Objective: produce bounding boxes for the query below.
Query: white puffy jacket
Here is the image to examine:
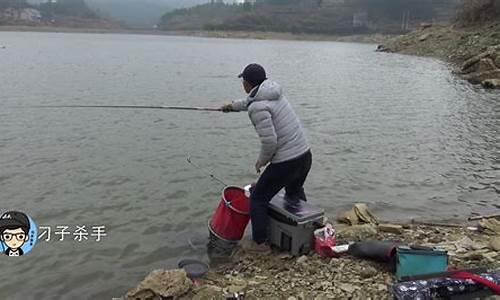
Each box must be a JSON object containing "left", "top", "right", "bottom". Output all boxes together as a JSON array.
[{"left": 232, "top": 79, "right": 310, "bottom": 164}]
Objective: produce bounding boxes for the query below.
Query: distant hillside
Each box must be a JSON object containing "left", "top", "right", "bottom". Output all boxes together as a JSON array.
[
  {"left": 456, "top": 0, "right": 499, "bottom": 26},
  {"left": 86, "top": 0, "right": 208, "bottom": 28},
  {"left": 39, "top": 0, "right": 98, "bottom": 19},
  {"left": 1, "top": 0, "right": 42, "bottom": 25},
  {"left": 160, "top": 3, "right": 250, "bottom": 31},
  {"left": 86, "top": 0, "right": 169, "bottom": 28},
  {"left": 1, "top": 0, "right": 120, "bottom": 28},
  {"left": 160, "top": 0, "right": 462, "bottom": 35}
]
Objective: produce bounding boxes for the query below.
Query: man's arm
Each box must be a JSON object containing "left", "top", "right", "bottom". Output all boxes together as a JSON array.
[{"left": 250, "top": 108, "right": 278, "bottom": 166}]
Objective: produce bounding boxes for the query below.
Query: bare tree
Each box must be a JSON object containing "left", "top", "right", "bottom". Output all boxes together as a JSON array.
[{"left": 457, "top": 0, "right": 498, "bottom": 25}]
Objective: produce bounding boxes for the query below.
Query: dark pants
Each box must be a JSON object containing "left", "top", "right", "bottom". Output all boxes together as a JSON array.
[{"left": 250, "top": 150, "right": 312, "bottom": 244}]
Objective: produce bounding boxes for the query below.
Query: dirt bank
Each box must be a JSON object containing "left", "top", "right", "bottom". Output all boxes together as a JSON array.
[{"left": 380, "top": 23, "right": 500, "bottom": 88}]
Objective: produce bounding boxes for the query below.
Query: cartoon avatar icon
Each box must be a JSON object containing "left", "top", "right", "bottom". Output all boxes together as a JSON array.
[{"left": 0, "top": 211, "right": 31, "bottom": 256}]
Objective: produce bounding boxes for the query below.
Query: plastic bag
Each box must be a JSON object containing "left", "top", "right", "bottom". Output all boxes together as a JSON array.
[{"left": 314, "top": 224, "right": 336, "bottom": 257}]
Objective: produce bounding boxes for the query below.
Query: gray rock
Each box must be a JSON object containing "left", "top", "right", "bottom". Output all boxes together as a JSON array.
[
  {"left": 473, "top": 242, "right": 489, "bottom": 250},
  {"left": 456, "top": 236, "right": 489, "bottom": 251},
  {"left": 376, "top": 44, "right": 388, "bottom": 52},
  {"left": 462, "top": 69, "right": 500, "bottom": 84},
  {"left": 339, "top": 283, "right": 356, "bottom": 293},
  {"left": 378, "top": 223, "right": 404, "bottom": 234},
  {"left": 228, "top": 277, "right": 248, "bottom": 294},
  {"left": 460, "top": 49, "right": 497, "bottom": 72},
  {"left": 360, "top": 266, "right": 378, "bottom": 278},
  {"left": 483, "top": 252, "right": 499, "bottom": 263},
  {"left": 477, "top": 58, "right": 498, "bottom": 73},
  {"left": 479, "top": 218, "right": 500, "bottom": 235},
  {"left": 490, "top": 236, "right": 500, "bottom": 251},
  {"left": 297, "top": 255, "right": 308, "bottom": 264},
  {"left": 125, "top": 269, "right": 192, "bottom": 300},
  {"left": 225, "top": 284, "right": 246, "bottom": 294},
  {"left": 192, "top": 285, "right": 222, "bottom": 300},
  {"left": 419, "top": 33, "right": 430, "bottom": 41},
  {"left": 495, "top": 54, "right": 500, "bottom": 68},
  {"left": 462, "top": 250, "right": 487, "bottom": 261},
  {"left": 337, "top": 224, "right": 378, "bottom": 241},
  {"left": 482, "top": 78, "right": 500, "bottom": 89}
]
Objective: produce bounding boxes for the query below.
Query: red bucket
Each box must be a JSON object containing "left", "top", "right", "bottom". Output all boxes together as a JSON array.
[{"left": 209, "top": 186, "right": 250, "bottom": 241}]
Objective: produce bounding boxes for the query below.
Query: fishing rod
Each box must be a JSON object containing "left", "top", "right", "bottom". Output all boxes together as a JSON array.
[
  {"left": 186, "top": 155, "right": 228, "bottom": 187},
  {"left": 25, "top": 105, "right": 222, "bottom": 112}
]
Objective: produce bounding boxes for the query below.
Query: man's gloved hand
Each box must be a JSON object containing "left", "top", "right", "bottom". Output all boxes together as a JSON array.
[{"left": 221, "top": 102, "right": 234, "bottom": 113}]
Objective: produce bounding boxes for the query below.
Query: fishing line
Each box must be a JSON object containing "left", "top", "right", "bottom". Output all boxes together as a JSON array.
[{"left": 186, "top": 155, "right": 228, "bottom": 187}]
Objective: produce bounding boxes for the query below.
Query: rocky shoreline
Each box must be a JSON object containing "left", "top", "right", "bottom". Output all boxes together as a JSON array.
[
  {"left": 121, "top": 216, "right": 500, "bottom": 300},
  {"left": 380, "top": 23, "right": 500, "bottom": 89}
]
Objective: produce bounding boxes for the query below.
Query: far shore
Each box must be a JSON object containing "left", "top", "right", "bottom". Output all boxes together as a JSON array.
[{"left": 0, "top": 25, "right": 391, "bottom": 44}]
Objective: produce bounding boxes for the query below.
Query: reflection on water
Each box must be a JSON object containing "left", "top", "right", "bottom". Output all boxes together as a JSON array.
[{"left": 0, "top": 31, "right": 498, "bottom": 299}]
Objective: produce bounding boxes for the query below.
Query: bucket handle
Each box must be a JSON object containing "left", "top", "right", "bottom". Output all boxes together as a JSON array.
[{"left": 223, "top": 199, "right": 249, "bottom": 215}]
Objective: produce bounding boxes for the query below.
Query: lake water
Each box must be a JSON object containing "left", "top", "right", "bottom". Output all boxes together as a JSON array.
[{"left": 0, "top": 31, "right": 498, "bottom": 299}]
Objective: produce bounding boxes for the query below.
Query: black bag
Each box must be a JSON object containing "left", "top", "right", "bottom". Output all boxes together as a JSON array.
[{"left": 347, "top": 240, "right": 398, "bottom": 270}]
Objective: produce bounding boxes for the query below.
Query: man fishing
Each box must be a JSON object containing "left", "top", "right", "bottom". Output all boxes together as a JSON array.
[{"left": 222, "top": 63, "right": 312, "bottom": 252}]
